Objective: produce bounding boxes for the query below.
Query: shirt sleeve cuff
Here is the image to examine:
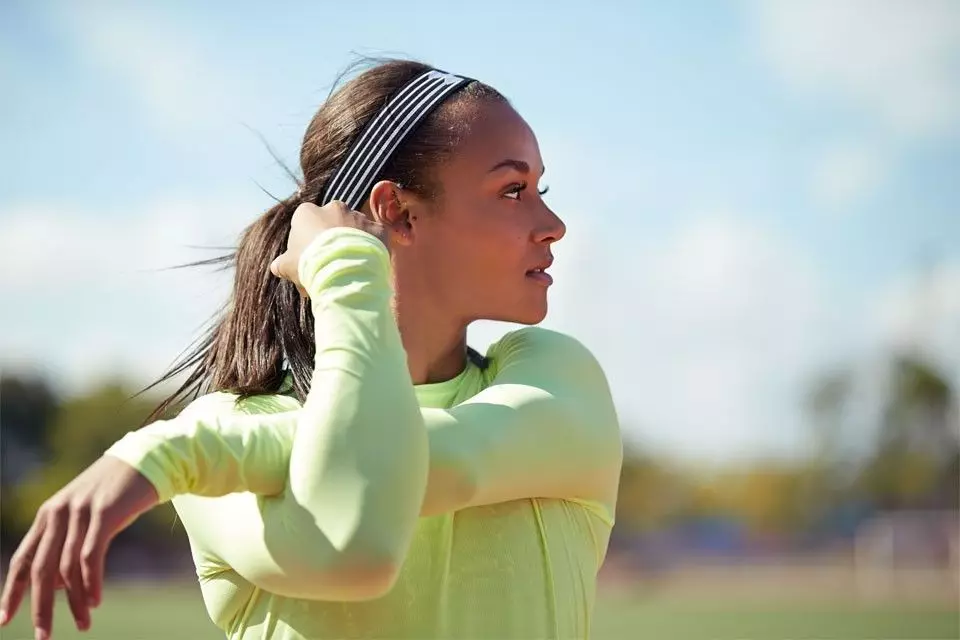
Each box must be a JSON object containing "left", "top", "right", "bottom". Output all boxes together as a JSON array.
[
  {"left": 104, "top": 434, "right": 179, "bottom": 504},
  {"left": 297, "top": 227, "right": 390, "bottom": 299}
]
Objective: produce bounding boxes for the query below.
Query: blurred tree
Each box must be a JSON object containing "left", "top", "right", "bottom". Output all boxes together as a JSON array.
[
  {"left": 857, "top": 355, "right": 958, "bottom": 510},
  {"left": 615, "top": 445, "right": 690, "bottom": 532},
  {"left": 734, "top": 467, "right": 809, "bottom": 535},
  {"left": 806, "top": 368, "right": 854, "bottom": 460},
  {"left": 880, "top": 356, "right": 954, "bottom": 455},
  {"left": 1, "top": 375, "right": 61, "bottom": 548},
  {"left": 1, "top": 374, "right": 59, "bottom": 454},
  {"left": 685, "top": 466, "right": 811, "bottom": 535},
  {"left": 801, "top": 367, "right": 858, "bottom": 527},
  {"left": 804, "top": 353, "right": 958, "bottom": 513}
]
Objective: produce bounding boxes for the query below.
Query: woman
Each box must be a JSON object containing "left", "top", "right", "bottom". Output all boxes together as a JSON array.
[{"left": 1, "top": 59, "right": 622, "bottom": 639}]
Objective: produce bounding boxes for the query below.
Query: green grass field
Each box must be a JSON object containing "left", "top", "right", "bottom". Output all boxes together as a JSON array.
[{"left": 2, "top": 584, "right": 957, "bottom": 639}]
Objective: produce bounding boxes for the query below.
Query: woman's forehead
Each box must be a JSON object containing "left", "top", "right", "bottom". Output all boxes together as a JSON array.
[{"left": 451, "top": 101, "right": 542, "bottom": 172}]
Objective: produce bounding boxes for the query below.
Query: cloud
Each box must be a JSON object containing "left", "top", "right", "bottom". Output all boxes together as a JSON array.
[
  {"left": 43, "top": 2, "right": 249, "bottom": 136},
  {"left": 0, "top": 200, "right": 240, "bottom": 291},
  {"left": 810, "top": 142, "right": 891, "bottom": 213},
  {"left": 745, "top": 0, "right": 960, "bottom": 139},
  {"left": 0, "top": 198, "right": 247, "bottom": 390},
  {"left": 744, "top": 0, "right": 960, "bottom": 214}
]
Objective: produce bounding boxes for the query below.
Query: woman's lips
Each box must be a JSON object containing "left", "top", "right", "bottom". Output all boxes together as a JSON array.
[{"left": 525, "top": 269, "right": 554, "bottom": 285}]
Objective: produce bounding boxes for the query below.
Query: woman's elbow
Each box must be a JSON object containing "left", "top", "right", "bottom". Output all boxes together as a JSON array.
[
  {"left": 319, "top": 555, "right": 401, "bottom": 601},
  {"left": 420, "top": 453, "right": 479, "bottom": 516},
  {"left": 421, "top": 474, "right": 478, "bottom": 517},
  {"left": 277, "top": 553, "right": 401, "bottom": 602},
  {"left": 320, "top": 528, "right": 415, "bottom": 600}
]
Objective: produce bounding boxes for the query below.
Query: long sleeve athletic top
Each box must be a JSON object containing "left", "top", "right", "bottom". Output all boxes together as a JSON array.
[{"left": 105, "top": 227, "right": 623, "bottom": 639}]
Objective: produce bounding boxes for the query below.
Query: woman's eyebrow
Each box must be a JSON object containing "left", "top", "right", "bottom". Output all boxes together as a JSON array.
[{"left": 487, "top": 159, "right": 546, "bottom": 175}]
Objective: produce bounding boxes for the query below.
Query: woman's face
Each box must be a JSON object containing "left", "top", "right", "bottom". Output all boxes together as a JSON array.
[{"left": 400, "top": 100, "right": 566, "bottom": 326}]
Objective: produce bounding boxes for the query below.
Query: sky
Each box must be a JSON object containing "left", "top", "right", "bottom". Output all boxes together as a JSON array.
[{"left": 2, "top": 0, "right": 958, "bottom": 462}]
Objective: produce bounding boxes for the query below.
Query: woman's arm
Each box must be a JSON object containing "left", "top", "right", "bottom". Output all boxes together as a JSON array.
[
  {"left": 132, "top": 227, "right": 427, "bottom": 602},
  {"left": 108, "top": 328, "right": 622, "bottom": 524},
  {"left": 424, "top": 327, "right": 622, "bottom": 521}
]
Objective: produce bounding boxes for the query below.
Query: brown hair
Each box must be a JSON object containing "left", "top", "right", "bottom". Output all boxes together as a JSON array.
[{"left": 143, "top": 58, "right": 505, "bottom": 422}]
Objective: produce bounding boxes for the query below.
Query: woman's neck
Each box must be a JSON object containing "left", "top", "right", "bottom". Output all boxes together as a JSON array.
[{"left": 392, "top": 292, "right": 468, "bottom": 386}]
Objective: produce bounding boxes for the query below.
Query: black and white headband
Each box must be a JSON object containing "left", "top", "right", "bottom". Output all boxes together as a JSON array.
[{"left": 320, "top": 69, "right": 473, "bottom": 211}]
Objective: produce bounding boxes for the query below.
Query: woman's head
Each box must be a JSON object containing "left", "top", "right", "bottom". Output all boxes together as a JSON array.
[
  {"left": 148, "top": 58, "right": 564, "bottom": 415},
  {"left": 300, "top": 60, "right": 565, "bottom": 326}
]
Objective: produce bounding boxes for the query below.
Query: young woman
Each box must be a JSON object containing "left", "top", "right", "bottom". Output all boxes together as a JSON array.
[{"left": 1, "top": 59, "right": 622, "bottom": 640}]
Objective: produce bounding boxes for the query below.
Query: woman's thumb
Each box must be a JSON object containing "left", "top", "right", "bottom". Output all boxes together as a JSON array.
[{"left": 269, "top": 255, "right": 284, "bottom": 278}]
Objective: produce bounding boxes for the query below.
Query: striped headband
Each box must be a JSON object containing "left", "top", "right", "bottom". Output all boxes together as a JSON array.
[{"left": 321, "top": 69, "right": 473, "bottom": 210}]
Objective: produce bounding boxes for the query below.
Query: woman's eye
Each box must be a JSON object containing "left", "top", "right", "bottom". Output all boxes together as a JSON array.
[
  {"left": 503, "top": 183, "right": 525, "bottom": 200},
  {"left": 503, "top": 182, "right": 549, "bottom": 201}
]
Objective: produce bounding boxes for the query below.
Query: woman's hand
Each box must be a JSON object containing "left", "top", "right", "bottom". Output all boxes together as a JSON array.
[
  {"left": 270, "top": 201, "right": 387, "bottom": 295},
  {"left": 0, "top": 456, "right": 159, "bottom": 640}
]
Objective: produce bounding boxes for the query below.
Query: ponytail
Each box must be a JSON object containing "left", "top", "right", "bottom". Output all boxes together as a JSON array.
[{"left": 142, "top": 195, "right": 313, "bottom": 423}]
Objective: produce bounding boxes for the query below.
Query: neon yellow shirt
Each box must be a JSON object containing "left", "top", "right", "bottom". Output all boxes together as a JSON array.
[{"left": 106, "top": 227, "right": 623, "bottom": 639}]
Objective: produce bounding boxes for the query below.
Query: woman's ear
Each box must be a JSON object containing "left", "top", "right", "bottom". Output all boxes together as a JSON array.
[{"left": 369, "top": 180, "right": 416, "bottom": 247}]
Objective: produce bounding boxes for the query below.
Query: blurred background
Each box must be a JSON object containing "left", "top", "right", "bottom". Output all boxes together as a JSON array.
[{"left": 2, "top": 0, "right": 958, "bottom": 638}]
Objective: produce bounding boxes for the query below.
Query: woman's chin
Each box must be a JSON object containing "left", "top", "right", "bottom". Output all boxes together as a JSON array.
[{"left": 502, "top": 303, "right": 549, "bottom": 326}]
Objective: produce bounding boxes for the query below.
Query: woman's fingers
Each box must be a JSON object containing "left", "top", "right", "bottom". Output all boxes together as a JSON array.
[
  {"left": 0, "top": 522, "right": 42, "bottom": 626},
  {"left": 0, "top": 457, "right": 155, "bottom": 634},
  {"left": 31, "top": 505, "right": 69, "bottom": 640},
  {"left": 270, "top": 253, "right": 309, "bottom": 300},
  {"left": 60, "top": 505, "right": 92, "bottom": 631},
  {"left": 270, "top": 254, "right": 295, "bottom": 282},
  {"left": 80, "top": 513, "right": 108, "bottom": 609}
]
